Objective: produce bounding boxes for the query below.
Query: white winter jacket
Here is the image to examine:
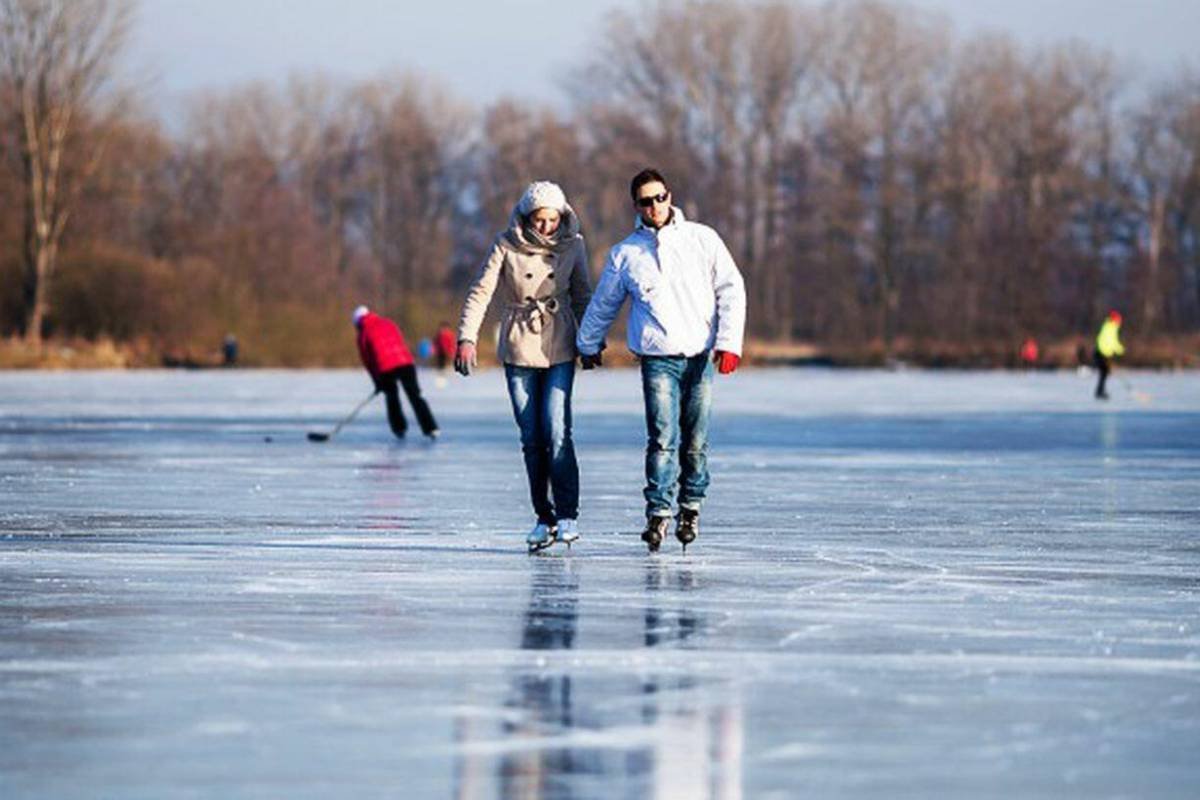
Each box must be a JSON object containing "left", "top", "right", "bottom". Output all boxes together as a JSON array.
[{"left": 576, "top": 208, "right": 746, "bottom": 358}]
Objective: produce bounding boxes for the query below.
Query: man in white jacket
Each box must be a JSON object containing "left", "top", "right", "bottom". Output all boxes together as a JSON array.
[{"left": 577, "top": 168, "right": 746, "bottom": 552}]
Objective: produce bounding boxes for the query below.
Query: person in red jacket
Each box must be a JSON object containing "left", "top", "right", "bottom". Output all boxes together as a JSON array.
[
  {"left": 433, "top": 321, "right": 457, "bottom": 372},
  {"left": 353, "top": 305, "right": 439, "bottom": 439}
]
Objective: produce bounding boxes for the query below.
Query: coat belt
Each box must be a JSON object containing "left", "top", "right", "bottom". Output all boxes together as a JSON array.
[{"left": 507, "top": 292, "right": 568, "bottom": 334}]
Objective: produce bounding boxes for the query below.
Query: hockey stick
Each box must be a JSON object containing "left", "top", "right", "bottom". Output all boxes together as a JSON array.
[
  {"left": 307, "top": 390, "right": 379, "bottom": 442},
  {"left": 1116, "top": 374, "right": 1152, "bottom": 404}
]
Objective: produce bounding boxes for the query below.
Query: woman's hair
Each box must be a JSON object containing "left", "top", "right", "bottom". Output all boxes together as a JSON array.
[{"left": 630, "top": 168, "right": 669, "bottom": 200}]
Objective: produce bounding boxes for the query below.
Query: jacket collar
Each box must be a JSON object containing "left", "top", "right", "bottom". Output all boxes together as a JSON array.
[{"left": 635, "top": 206, "right": 686, "bottom": 235}]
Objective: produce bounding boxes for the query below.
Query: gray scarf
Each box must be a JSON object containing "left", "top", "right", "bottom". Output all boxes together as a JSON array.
[{"left": 504, "top": 202, "right": 581, "bottom": 255}]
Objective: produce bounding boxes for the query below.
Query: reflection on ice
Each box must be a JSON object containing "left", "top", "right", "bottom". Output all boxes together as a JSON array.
[
  {"left": 453, "top": 557, "right": 744, "bottom": 800},
  {"left": 499, "top": 558, "right": 580, "bottom": 798}
]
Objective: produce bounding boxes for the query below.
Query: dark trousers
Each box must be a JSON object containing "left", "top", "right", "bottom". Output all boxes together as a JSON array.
[
  {"left": 379, "top": 366, "right": 438, "bottom": 437},
  {"left": 1093, "top": 350, "right": 1111, "bottom": 398},
  {"left": 504, "top": 362, "right": 579, "bottom": 524}
]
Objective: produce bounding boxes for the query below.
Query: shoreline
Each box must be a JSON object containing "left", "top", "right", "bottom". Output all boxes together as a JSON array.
[{"left": 3, "top": 335, "right": 1197, "bottom": 371}]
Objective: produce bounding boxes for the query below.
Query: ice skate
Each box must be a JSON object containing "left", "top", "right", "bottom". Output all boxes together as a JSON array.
[
  {"left": 676, "top": 508, "right": 699, "bottom": 552},
  {"left": 556, "top": 519, "right": 579, "bottom": 548},
  {"left": 642, "top": 515, "right": 670, "bottom": 553},
  {"left": 526, "top": 522, "right": 556, "bottom": 553}
]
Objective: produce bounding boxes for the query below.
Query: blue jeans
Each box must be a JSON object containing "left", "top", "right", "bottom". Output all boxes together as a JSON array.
[
  {"left": 640, "top": 353, "right": 713, "bottom": 518},
  {"left": 505, "top": 362, "right": 579, "bottom": 524}
]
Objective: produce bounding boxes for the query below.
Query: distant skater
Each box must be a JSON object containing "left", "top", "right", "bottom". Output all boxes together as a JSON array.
[
  {"left": 1019, "top": 337, "right": 1038, "bottom": 369},
  {"left": 1093, "top": 310, "right": 1125, "bottom": 400},
  {"left": 222, "top": 333, "right": 238, "bottom": 366},
  {"left": 576, "top": 168, "right": 746, "bottom": 553},
  {"left": 353, "top": 305, "right": 439, "bottom": 439},
  {"left": 454, "top": 181, "right": 592, "bottom": 552},
  {"left": 434, "top": 322, "right": 457, "bottom": 372}
]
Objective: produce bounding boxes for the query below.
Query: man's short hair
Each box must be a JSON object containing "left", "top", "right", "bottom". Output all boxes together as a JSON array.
[{"left": 630, "top": 168, "right": 669, "bottom": 200}]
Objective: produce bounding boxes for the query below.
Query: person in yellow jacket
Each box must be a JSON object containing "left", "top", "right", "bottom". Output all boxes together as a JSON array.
[{"left": 1093, "top": 310, "right": 1125, "bottom": 399}]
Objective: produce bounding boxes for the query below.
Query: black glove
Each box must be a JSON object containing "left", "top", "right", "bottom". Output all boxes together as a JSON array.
[
  {"left": 580, "top": 351, "right": 602, "bottom": 370},
  {"left": 454, "top": 341, "right": 477, "bottom": 376}
]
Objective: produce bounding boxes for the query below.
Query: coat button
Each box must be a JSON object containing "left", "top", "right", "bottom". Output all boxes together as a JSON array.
[{"left": 525, "top": 273, "right": 533, "bottom": 279}]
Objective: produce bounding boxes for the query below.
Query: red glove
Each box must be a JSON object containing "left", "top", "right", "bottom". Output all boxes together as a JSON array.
[{"left": 714, "top": 350, "right": 740, "bottom": 375}]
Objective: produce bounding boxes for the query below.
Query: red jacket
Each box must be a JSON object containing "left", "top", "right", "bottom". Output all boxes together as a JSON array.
[
  {"left": 356, "top": 312, "right": 414, "bottom": 378},
  {"left": 434, "top": 326, "right": 456, "bottom": 359}
]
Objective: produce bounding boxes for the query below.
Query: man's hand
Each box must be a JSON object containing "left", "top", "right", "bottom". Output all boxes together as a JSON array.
[
  {"left": 714, "top": 350, "right": 740, "bottom": 375},
  {"left": 454, "top": 341, "right": 477, "bottom": 376},
  {"left": 580, "top": 350, "right": 603, "bottom": 370}
]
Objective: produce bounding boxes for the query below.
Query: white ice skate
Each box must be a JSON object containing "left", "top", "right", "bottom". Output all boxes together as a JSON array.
[
  {"left": 556, "top": 519, "right": 579, "bottom": 548},
  {"left": 526, "top": 522, "right": 556, "bottom": 553}
]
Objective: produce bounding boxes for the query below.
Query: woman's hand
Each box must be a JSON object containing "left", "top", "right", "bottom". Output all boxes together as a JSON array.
[{"left": 454, "top": 341, "right": 477, "bottom": 376}]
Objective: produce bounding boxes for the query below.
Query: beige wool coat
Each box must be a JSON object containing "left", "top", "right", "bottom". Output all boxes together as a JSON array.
[{"left": 457, "top": 209, "right": 592, "bottom": 368}]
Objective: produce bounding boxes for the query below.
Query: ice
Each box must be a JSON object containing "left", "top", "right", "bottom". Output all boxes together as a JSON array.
[{"left": 1, "top": 367, "right": 1198, "bottom": 798}]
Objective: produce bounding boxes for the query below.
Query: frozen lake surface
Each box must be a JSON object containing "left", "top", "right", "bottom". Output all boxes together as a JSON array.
[{"left": 2, "top": 367, "right": 1199, "bottom": 799}]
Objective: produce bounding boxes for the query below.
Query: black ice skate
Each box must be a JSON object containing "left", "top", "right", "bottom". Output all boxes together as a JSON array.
[
  {"left": 641, "top": 516, "right": 670, "bottom": 553},
  {"left": 676, "top": 508, "right": 699, "bottom": 552}
]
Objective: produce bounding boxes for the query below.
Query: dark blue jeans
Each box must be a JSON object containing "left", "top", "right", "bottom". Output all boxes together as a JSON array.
[
  {"left": 640, "top": 353, "right": 714, "bottom": 518},
  {"left": 505, "top": 362, "right": 579, "bottom": 524}
]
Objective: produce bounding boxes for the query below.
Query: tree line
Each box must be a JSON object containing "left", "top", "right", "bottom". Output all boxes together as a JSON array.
[{"left": 3, "top": 0, "right": 1198, "bottom": 366}]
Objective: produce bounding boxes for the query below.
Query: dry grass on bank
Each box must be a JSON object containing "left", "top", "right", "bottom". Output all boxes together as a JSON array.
[
  {"left": 1, "top": 334, "right": 1196, "bottom": 371},
  {"left": 0, "top": 337, "right": 159, "bottom": 369},
  {"left": 866, "top": 336, "right": 1200, "bottom": 370}
]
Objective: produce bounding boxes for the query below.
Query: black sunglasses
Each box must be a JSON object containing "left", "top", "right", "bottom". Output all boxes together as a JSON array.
[{"left": 636, "top": 192, "right": 670, "bottom": 208}]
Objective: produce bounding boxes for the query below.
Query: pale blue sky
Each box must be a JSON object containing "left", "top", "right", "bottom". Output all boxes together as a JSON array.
[{"left": 130, "top": 0, "right": 1199, "bottom": 116}]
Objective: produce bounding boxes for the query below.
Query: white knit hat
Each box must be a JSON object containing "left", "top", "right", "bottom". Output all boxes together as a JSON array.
[
  {"left": 352, "top": 305, "right": 369, "bottom": 325},
  {"left": 518, "top": 181, "right": 567, "bottom": 216}
]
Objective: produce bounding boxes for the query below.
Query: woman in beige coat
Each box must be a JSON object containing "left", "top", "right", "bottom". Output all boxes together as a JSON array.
[{"left": 454, "top": 181, "right": 592, "bottom": 552}]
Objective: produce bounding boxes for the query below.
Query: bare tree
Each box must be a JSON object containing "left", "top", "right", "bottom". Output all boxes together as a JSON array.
[
  {"left": 930, "top": 34, "right": 1118, "bottom": 344},
  {"left": 267, "top": 74, "right": 361, "bottom": 276},
  {"left": 0, "top": 0, "right": 133, "bottom": 343},
  {"left": 814, "top": 0, "right": 949, "bottom": 349},
  {"left": 742, "top": 3, "right": 822, "bottom": 340},
  {"left": 477, "top": 100, "right": 582, "bottom": 231},
  {"left": 582, "top": 1, "right": 823, "bottom": 340},
  {"left": 351, "top": 75, "right": 471, "bottom": 321},
  {"left": 1127, "top": 72, "right": 1200, "bottom": 331},
  {"left": 1168, "top": 74, "right": 1200, "bottom": 328}
]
